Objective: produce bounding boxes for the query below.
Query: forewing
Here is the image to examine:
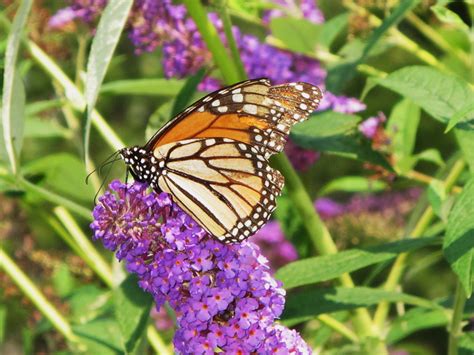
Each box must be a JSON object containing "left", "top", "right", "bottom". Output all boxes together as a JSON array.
[
  {"left": 156, "top": 138, "right": 284, "bottom": 243},
  {"left": 147, "top": 78, "right": 322, "bottom": 159}
]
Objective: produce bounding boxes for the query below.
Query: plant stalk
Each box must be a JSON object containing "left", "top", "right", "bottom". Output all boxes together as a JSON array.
[
  {"left": 0, "top": 249, "right": 83, "bottom": 348},
  {"left": 448, "top": 281, "right": 467, "bottom": 355}
]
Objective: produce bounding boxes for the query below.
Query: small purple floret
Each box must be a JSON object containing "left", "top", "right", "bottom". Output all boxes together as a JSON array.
[{"left": 91, "top": 180, "right": 311, "bottom": 354}]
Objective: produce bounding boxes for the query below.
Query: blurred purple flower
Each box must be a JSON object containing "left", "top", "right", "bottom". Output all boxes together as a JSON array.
[
  {"left": 263, "top": 0, "right": 325, "bottom": 24},
  {"left": 48, "top": 0, "right": 105, "bottom": 28},
  {"left": 315, "top": 198, "right": 346, "bottom": 218},
  {"left": 359, "top": 112, "right": 387, "bottom": 139},
  {"left": 284, "top": 140, "right": 320, "bottom": 171},
  {"left": 252, "top": 221, "right": 298, "bottom": 270},
  {"left": 91, "top": 180, "right": 311, "bottom": 354}
]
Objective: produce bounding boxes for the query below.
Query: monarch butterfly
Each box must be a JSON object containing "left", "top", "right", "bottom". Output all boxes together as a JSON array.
[{"left": 120, "top": 78, "right": 322, "bottom": 243}]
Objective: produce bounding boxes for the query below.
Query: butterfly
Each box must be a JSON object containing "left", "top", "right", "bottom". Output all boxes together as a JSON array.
[{"left": 120, "top": 78, "right": 322, "bottom": 243}]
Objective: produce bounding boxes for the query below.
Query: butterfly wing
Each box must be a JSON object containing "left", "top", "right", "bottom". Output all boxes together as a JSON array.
[
  {"left": 155, "top": 137, "right": 284, "bottom": 243},
  {"left": 146, "top": 78, "right": 322, "bottom": 158}
]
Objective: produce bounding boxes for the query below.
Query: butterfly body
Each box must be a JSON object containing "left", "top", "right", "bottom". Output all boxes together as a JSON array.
[{"left": 120, "top": 78, "right": 322, "bottom": 243}]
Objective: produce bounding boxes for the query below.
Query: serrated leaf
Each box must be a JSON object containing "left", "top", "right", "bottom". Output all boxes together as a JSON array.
[
  {"left": 270, "top": 17, "right": 322, "bottom": 54},
  {"left": 100, "top": 79, "right": 184, "bottom": 96},
  {"left": 387, "top": 99, "right": 420, "bottom": 169},
  {"left": 444, "top": 177, "right": 474, "bottom": 296},
  {"left": 445, "top": 102, "right": 474, "bottom": 133},
  {"left": 114, "top": 275, "right": 153, "bottom": 354},
  {"left": 1, "top": 0, "right": 32, "bottom": 174},
  {"left": 84, "top": 0, "right": 133, "bottom": 166},
  {"left": 282, "top": 287, "right": 441, "bottom": 324},
  {"left": 276, "top": 237, "right": 437, "bottom": 289},
  {"left": 326, "top": 0, "right": 419, "bottom": 92},
  {"left": 376, "top": 66, "right": 474, "bottom": 123},
  {"left": 291, "top": 111, "right": 391, "bottom": 169},
  {"left": 318, "top": 176, "right": 387, "bottom": 196}
]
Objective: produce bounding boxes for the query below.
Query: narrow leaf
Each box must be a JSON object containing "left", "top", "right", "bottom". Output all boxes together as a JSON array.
[
  {"left": 326, "top": 0, "right": 419, "bottom": 92},
  {"left": 387, "top": 307, "right": 449, "bottom": 344},
  {"left": 1, "top": 0, "right": 32, "bottom": 174},
  {"left": 387, "top": 98, "right": 420, "bottom": 167},
  {"left": 114, "top": 275, "right": 153, "bottom": 354},
  {"left": 283, "top": 287, "right": 442, "bottom": 323},
  {"left": 444, "top": 177, "right": 474, "bottom": 296},
  {"left": 318, "top": 176, "right": 387, "bottom": 196},
  {"left": 276, "top": 237, "right": 438, "bottom": 289},
  {"left": 171, "top": 68, "right": 206, "bottom": 117},
  {"left": 291, "top": 111, "right": 391, "bottom": 169},
  {"left": 445, "top": 102, "right": 474, "bottom": 132},
  {"left": 84, "top": 0, "right": 133, "bottom": 164},
  {"left": 100, "top": 78, "right": 184, "bottom": 96}
]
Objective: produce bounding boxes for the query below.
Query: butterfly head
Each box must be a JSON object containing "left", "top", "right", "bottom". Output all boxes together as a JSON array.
[{"left": 120, "top": 146, "right": 160, "bottom": 186}]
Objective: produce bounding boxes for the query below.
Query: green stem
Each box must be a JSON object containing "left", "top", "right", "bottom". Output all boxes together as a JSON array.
[
  {"left": 406, "top": 12, "right": 471, "bottom": 68},
  {"left": 54, "top": 207, "right": 114, "bottom": 288},
  {"left": 317, "top": 314, "right": 359, "bottom": 343},
  {"left": 19, "top": 177, "right": 91, "bottom": 220},
  {"left": 75, "top": 35, "right": 88, "bottom": 90},
  {"left": 0, "top": 249, "right": 83, "bottom": 348},
  {"left": 182, "top": 0, "right": 240, "bottom": 84},
  {"left": 185, "top": 1, "right": 377, "bottom": 340},
  {"left": 374, "top": 159, "right": 466, "bottom": 329},
  {"left": 448, "top": 281, "right": 467, "bottom": 355},
  {"left": 342, "top": 0, "right": 449, "bottom": 73}
]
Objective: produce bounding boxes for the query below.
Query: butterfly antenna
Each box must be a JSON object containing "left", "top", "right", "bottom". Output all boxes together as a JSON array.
[
  {"left": 93, "top": 153, "right": 119, "bottom": 204},
  {"left": 86, "top": 149, "right": 121, "bottom": 185}
]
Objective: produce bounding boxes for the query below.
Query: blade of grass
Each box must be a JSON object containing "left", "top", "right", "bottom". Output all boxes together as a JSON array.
[{"left": 1, "top": 0, "right": 32, "bottom": 175}]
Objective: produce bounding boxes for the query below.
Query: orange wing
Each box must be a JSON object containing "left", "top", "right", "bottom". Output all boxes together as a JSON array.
[{"left": 146, "top": 78, "right": 322, "bottom": 158}]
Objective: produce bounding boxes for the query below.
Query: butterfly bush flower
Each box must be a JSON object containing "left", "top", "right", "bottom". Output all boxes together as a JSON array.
[{"left": 91, "top": 181, "right": 311, "bottom": 354}]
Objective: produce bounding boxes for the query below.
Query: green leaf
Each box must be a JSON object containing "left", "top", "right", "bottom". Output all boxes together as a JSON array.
[
  {"left": 67, "top": 285, "right": 111, "bottom": 324},
  {"left": 376, "top": 66, "right": 474, "bottom": 123},
  {"left": 171, "top": 68, "right": 206, "bottom": 117},
  {"left": 318, "top": 176, "right": 387, "bottom": 196},
  {"left": 0, "top": 305, "right": 5, "bottom": 343},
  {"left": 73, "top": 318, "right": 123, "bottom": 355},
  {"left": 1, "top": 0, "right": 32, "bottom": 174},
  {"left": 84, "top": 0, "right": 133, "bottom": 166},
  {"left": 459, "top": 333, "right": 474, "bottom": 355},
  {"left": 387, "top": 99, "right": 420, "bottom": 169},
  {"left": 431, "top": 5, "right": 470, "bottom": 32},
  {"left": 114, "top": 275, "right": 153, "bottom": 354},
  {"left": 22, "top": 153, "right": 95, "bottom": 203},
  {"left": 25, "top": 99, "right": 64, "bottom": 116},
  {"left": 283, "top": 287, "right": 441, "bottom": 324},
  {"left": 455, "top": 129, "right": 474, "bottom": 173},
  {"left": 275, "top": 237, "right": 437, "bottom": 289},
  {"left": 444, "top": 177, "right": 474, "bottom": 296},
  {"left": 291, "top": 111, "right": 391, "bottom": 169},
  {"left": 319, "top": 13, "right": 349, "bottom": 49},
  {"left": 326, "top": 0, "right": 419, "bottom": 92},
  {"left": 100, "top": 79, "right": 184, "bottom": 97},
  {"left": 415, "top": 149, "right": 444, "bottom": 166},
  {"left": 427, "top": 180, "right": 446, "bottom": 219},
  {"left": 445, "top": 102, "right": 474, "bottom": 133},
  {"left": 270, "top": 17, "right": 322, "bottom": 53},
  {"left": 24, "top": 116, "right": 71, "bottom": 139},
  {"left": 386, "top": 307, "right": 449, "bottom": 344},
  {"left": 52, "top": 263, "right": 75, "bottom": 298}
]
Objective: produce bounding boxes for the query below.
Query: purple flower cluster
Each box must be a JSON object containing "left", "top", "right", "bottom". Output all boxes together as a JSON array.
[
  {"left": 359, "top": 112, "right": 387, "bottom": 139},
  {"left": 91, "top": 181, "right": 311, "bottom": 354},
  {"left": 48, "top": 0, "right": 105, "bottom": 29}
]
